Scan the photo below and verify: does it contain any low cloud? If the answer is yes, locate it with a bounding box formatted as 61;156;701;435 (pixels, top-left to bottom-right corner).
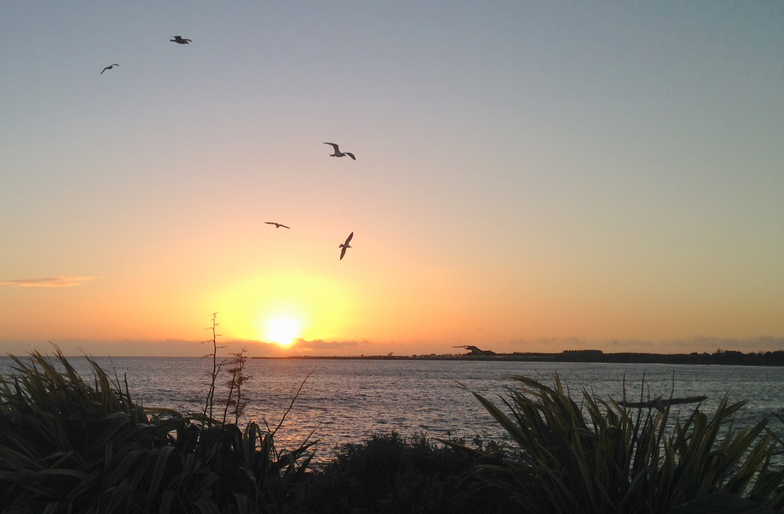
0;276;95;288
289;338;368;350
505;337;595;352
672;336;784;353
239;338;372;357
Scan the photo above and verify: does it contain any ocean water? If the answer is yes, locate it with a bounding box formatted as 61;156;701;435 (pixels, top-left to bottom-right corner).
2;356;784;460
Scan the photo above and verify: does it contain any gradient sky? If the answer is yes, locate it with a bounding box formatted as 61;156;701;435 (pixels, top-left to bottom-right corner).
1;1;783;357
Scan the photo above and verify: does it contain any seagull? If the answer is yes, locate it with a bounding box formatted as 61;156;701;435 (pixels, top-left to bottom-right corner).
323;142;356;160
100;64;119;74
265;222;290;229
339;232;353;260
170;36;191;44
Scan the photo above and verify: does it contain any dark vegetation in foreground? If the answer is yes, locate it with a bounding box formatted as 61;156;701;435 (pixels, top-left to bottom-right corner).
2;350;784;513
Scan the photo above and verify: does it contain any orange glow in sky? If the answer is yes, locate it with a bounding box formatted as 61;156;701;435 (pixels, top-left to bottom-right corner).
1;3;783;357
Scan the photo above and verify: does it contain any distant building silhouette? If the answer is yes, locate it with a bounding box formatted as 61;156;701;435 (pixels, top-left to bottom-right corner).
452;345;495;356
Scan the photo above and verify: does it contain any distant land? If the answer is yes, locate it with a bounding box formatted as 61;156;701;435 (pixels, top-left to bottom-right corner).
255;348;784;366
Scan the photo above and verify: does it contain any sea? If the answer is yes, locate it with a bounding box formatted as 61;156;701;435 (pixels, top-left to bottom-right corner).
2;356;784;461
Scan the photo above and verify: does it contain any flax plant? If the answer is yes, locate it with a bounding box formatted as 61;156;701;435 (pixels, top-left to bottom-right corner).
201;312;227;426
457;376;784;514
222;347;251;425
0;349;314;514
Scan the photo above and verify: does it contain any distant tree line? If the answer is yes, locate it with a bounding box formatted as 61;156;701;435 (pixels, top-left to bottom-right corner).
503;349;784;366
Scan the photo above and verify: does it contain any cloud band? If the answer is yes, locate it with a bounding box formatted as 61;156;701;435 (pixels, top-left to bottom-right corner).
0;276;95;288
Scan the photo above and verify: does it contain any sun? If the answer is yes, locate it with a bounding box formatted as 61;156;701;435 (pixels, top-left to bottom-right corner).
266;317;302;346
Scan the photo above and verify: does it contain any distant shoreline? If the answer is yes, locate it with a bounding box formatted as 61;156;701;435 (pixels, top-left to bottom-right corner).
253;349;784;366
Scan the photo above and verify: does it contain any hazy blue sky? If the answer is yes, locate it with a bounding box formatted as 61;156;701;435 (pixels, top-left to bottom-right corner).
1;1;783;356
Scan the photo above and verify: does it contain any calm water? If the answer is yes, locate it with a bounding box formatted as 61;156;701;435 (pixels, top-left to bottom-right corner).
2;356;784;459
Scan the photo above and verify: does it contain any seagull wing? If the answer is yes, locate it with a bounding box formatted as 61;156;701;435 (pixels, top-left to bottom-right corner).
345;232;353;244
340;246;347;260
323;142;340;152
280;224;290;229
345;152;356;160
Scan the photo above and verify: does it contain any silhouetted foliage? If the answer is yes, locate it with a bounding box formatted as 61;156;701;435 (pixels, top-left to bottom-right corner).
286;432;517;514
3;346;784;513
222;347;251;425
0;348;313;514
452;375;784;514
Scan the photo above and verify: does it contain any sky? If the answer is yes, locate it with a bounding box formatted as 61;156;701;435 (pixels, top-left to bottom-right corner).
1;1;783;357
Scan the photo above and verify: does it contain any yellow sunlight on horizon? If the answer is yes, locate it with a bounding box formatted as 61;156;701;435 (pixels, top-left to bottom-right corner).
266;317;302;346
213;272;354;343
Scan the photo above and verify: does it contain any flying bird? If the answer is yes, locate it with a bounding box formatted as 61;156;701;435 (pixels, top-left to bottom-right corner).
339;232;354;260
170;36;191;44
265;222;290;229
323;142;356;160
100;64;119;74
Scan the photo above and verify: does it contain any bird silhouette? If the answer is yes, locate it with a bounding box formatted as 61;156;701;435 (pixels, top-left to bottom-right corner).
265;222;290;229
170;36;191;44
452;345;494;356
339;232;354;260
100;64;119;74
323;142;356;160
